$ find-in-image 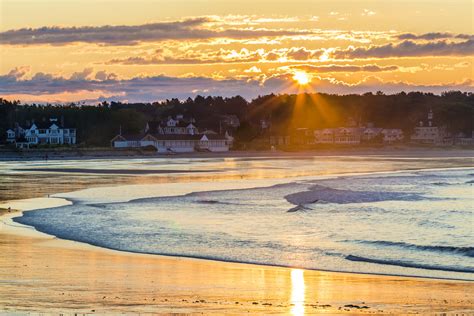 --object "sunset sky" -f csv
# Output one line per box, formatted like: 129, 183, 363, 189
0, 0, 473, 103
